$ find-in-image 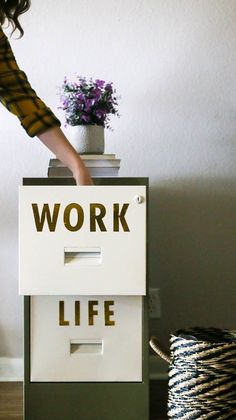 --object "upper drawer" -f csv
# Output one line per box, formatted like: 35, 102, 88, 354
19, 185, 146, 295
